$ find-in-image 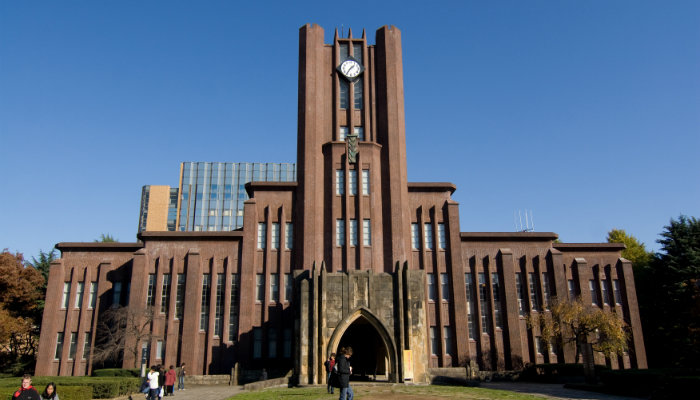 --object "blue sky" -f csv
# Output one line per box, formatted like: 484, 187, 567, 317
1, 1, 698, 260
